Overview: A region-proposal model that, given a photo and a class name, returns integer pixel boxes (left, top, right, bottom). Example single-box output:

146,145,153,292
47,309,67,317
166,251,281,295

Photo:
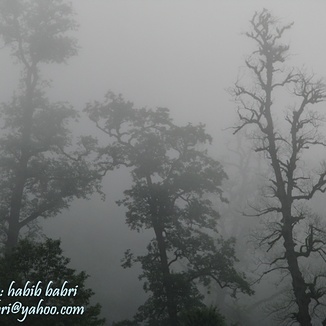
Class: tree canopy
0,0,100,251
0,238,105,325
85,91,253,326
0,0,78,66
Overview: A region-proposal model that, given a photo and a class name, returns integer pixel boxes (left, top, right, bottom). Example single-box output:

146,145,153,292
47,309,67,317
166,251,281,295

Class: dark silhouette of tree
0,238,105,325
0,0,100,251
85,92,253,326
231,9,326,326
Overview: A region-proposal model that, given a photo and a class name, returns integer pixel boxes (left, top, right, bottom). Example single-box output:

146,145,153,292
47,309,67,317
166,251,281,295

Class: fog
2,0,326,325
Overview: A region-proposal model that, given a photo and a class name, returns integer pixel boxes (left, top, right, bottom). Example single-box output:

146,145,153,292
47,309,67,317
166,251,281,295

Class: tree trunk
146,174,178,326
6,165,26,252
283,217,312,326
265,51,311,326
153,223,179,326
6,68,36,252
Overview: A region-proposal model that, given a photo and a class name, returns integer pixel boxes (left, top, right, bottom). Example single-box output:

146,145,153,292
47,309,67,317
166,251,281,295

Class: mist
1,0,326,325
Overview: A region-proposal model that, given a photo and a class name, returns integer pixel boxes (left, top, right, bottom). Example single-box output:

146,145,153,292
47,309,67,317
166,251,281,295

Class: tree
85,92,253,326
231,9,326,325
0,238,105,325
0,0,100,251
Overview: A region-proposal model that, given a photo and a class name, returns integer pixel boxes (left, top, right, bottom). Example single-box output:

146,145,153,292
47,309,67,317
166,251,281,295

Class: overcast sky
52,0,326,128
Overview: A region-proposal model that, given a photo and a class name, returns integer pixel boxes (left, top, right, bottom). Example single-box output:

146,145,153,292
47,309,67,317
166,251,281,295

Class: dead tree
231,9,326,326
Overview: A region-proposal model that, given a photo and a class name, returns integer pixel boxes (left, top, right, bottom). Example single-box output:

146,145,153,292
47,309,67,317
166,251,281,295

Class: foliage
179,306,227,326
232,8,326,326
0,0,100,250
112,320,140,326
0,238,105,325
86,92,253,326
0,0,78,65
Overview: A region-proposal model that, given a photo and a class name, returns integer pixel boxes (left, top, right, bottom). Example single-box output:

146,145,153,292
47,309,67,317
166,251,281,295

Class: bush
179,306,227,326
0,238,105,325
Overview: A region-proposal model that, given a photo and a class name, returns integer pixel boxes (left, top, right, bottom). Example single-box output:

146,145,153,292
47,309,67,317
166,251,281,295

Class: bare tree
231,9,326,326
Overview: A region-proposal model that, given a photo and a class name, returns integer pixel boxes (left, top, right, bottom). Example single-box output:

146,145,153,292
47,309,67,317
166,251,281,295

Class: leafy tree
0,238,105,325
85,92,253,326
231,9,326,325
0,0,100,251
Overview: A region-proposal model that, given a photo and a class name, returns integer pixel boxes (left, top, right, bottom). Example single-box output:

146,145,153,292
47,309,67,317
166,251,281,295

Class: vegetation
231,9,326,325
179,306,227,326
0,1,104,325
85,92,253,325
0,0,100,252
0,238,105,325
